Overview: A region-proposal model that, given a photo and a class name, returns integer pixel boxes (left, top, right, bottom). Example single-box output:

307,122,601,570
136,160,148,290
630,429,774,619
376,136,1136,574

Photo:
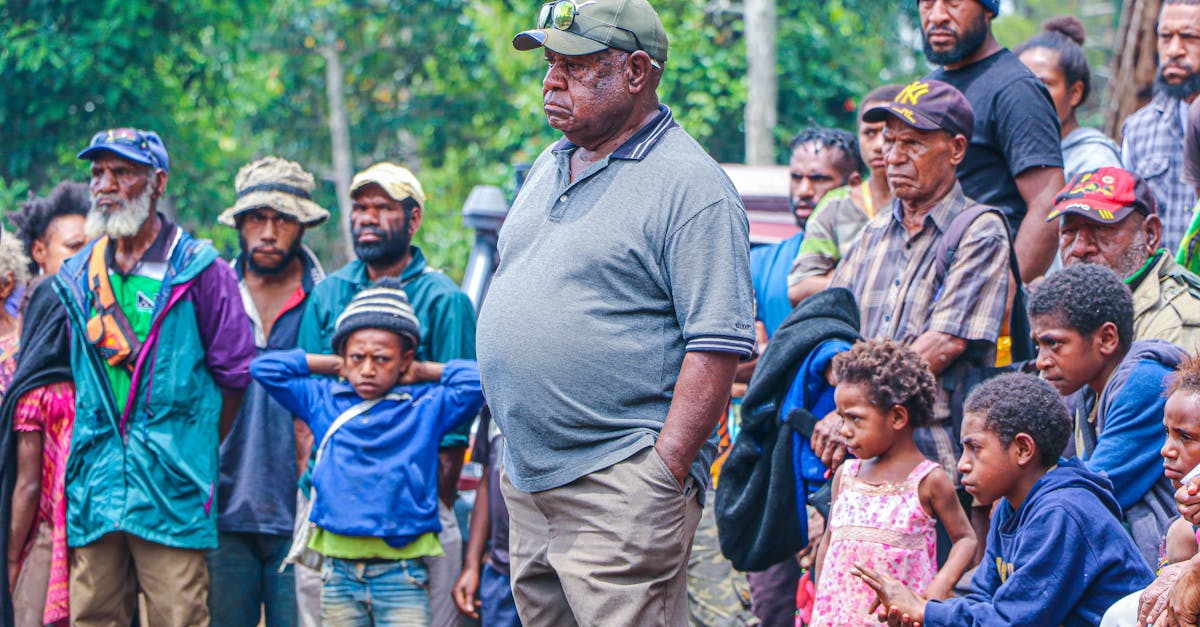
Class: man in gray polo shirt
475,0,755,625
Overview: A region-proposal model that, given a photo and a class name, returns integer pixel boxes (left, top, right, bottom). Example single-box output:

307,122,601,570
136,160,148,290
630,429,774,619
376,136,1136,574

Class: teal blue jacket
297,246,477,449
55,228,254,549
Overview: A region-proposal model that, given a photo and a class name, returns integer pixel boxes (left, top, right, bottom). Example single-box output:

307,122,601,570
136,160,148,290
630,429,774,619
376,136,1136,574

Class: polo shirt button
894,279,901,286
560,194,569,202
884,315,891,322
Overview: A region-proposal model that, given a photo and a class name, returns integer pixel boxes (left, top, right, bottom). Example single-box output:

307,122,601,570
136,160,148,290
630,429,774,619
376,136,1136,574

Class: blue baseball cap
77,128,170,173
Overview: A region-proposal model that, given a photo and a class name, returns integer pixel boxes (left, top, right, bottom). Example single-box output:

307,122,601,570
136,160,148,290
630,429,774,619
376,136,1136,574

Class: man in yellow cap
296,162,476,627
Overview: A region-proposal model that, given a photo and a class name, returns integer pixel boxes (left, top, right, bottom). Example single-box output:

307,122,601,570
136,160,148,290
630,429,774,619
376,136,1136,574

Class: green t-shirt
308,528,443,560
103,271,162,415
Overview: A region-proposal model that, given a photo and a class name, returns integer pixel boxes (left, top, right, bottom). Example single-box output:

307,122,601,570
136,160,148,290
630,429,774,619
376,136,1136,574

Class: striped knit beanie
330,277,421,354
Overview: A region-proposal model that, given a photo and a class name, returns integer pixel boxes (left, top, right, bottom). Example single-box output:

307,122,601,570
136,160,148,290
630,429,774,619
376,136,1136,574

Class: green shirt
104,271,162,415
309,528,443,560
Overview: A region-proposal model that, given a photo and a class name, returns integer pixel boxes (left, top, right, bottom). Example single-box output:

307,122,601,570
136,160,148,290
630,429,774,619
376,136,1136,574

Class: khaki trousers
501,446,703,627
69,531,209,627
12,520,52,627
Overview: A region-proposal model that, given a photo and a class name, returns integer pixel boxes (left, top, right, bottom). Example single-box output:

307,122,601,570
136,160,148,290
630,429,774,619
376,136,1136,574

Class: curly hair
1170,353,1200,396
832,339,936,427
1027,263,1134,348
788,127,865,179
964,373,1071,467
9,181,89,274
0,232,31,291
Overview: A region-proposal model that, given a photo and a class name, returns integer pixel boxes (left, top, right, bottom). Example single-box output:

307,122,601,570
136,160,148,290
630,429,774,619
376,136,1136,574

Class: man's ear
846,171,864,187
408,203,423,236
626,50,655,94
949,134,969,166
1011,432,1038,467
1143,214,1163,253
152,169,168,200
31,239,47,271
0,271,14,300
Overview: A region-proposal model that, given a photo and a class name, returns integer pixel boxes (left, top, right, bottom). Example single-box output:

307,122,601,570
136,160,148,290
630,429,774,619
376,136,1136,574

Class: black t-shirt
927,49,1063,230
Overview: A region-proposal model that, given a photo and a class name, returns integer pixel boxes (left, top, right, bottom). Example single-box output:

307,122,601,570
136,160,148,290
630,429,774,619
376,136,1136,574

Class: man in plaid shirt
830,80,1010,480
1121,0,1200,250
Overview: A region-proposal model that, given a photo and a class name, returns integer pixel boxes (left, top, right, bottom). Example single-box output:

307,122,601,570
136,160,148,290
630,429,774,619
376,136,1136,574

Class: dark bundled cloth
0,279,73,625
716,288,861,572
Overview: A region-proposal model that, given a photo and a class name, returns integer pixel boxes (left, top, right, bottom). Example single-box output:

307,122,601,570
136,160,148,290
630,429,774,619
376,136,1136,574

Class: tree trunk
1105,0,1162,141
320,38,356,261
744,0,777,165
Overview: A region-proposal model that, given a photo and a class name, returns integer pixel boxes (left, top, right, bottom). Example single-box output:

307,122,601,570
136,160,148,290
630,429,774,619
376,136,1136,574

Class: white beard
87,185,154,239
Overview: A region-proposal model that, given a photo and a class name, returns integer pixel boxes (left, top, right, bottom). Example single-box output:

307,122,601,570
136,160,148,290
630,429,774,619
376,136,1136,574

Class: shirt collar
888,181,967,234
551,104,678,161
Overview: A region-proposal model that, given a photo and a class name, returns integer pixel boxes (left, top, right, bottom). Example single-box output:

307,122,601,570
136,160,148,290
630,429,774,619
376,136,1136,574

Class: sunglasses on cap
535,0,662,68
86,128,165,170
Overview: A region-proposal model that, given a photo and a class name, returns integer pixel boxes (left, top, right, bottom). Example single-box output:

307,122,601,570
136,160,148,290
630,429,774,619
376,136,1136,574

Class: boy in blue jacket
252,278,484,626
1027,263,1184,565
854,373,1153,626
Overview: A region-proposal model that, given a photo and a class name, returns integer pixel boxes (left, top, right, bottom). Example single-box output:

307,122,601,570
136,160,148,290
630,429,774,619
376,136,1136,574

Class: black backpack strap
935,204,1019,285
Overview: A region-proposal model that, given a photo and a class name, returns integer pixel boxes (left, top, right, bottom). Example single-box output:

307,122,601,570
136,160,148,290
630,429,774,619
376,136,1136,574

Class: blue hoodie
251,350,485,547
924,458,1153,626
1070,339,1186,565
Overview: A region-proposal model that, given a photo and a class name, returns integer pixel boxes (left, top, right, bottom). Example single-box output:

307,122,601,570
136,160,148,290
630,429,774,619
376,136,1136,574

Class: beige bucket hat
219,156,330,227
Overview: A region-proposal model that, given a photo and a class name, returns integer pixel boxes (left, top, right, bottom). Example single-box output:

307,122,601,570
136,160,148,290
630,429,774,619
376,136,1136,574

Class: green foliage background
0,0,1115,280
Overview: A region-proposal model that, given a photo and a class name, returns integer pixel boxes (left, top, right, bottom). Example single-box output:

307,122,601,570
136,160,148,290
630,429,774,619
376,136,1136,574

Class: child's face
834,382,903,460
1161,391,1200,486
957,411,1022,506
1030,313,1112,396
340,328,415,400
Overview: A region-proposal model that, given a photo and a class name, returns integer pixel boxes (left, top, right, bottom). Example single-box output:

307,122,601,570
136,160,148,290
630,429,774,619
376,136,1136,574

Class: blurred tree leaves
2,0,923,278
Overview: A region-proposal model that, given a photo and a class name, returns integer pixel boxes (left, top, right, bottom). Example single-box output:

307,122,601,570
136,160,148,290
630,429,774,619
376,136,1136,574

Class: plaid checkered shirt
831,183,1010,480
1122,92,1198,251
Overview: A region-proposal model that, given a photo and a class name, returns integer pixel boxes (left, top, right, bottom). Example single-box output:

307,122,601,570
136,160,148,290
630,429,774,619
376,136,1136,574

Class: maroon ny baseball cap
862,79,974,141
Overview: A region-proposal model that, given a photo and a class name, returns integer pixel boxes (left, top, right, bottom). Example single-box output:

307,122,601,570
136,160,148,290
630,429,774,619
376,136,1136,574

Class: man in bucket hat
476,1,755,625
1052,166,1200,351
296,161,477,627
208,157,329,626
55,128,255,625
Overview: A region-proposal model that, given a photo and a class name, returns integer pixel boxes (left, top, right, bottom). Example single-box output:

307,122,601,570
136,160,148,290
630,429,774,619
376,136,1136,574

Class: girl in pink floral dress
810,340,976,626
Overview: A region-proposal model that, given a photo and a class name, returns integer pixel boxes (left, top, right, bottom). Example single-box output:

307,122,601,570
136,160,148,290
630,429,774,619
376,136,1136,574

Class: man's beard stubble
1155,70,1200,101
86,184,154,239
922,11,989,67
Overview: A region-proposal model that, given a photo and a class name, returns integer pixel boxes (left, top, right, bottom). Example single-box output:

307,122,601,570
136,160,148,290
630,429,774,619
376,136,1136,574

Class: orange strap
84,237,141,372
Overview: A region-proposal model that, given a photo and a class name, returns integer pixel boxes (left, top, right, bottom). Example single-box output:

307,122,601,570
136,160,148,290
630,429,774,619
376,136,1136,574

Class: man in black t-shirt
920,0,1065,282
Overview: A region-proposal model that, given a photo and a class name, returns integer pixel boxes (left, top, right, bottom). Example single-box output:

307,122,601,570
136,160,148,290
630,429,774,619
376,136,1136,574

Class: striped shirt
1122,93,1198,251
831,183,1010,477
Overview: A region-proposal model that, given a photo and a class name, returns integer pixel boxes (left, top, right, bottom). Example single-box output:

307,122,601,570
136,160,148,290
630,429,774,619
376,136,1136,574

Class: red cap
1047,167,1157,224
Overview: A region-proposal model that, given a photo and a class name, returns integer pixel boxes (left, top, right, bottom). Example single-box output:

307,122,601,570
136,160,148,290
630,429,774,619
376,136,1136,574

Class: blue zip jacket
251,350,484,546
924,458,1153,626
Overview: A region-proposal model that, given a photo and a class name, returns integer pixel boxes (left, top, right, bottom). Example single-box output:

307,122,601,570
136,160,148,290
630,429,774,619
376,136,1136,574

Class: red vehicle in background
719,163,797,247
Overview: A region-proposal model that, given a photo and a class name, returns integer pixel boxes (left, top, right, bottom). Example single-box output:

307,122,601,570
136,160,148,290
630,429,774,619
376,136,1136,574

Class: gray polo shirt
477,105,756,494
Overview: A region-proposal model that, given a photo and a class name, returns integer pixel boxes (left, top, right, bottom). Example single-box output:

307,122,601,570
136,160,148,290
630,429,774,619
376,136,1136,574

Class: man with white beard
52,128,255,626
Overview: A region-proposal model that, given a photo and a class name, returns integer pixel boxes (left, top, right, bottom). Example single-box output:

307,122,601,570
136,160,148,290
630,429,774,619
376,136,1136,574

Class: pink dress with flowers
810,459,939,626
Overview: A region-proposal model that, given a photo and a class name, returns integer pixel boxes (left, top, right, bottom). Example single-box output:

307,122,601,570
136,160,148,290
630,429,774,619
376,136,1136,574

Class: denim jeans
321,557,430,626
480,562,521,627
206,531,297,627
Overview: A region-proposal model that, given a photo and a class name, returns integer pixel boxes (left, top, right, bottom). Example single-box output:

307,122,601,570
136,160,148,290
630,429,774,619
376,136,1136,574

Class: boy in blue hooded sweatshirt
251,278,485,626
1027,263,1185,566
853,373,1153,626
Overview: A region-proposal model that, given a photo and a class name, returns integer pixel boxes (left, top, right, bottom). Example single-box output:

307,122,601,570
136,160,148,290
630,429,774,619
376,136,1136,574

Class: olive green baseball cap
513,0,669,64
